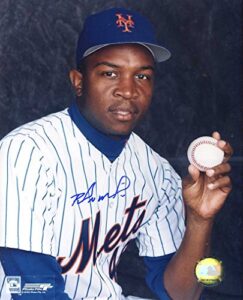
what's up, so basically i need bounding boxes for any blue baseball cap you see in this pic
[76,8,171,68]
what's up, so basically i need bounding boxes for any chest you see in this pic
[52,141,159,256]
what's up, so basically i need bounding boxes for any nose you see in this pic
[114,76,138,100]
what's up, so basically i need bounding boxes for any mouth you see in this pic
[108,106,138,121]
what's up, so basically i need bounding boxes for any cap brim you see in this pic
[83,42,171,62]
[144,43,171,62]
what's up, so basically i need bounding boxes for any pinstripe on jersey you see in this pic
[0,109,185,299]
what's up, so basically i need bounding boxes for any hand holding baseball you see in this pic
[182,132,233,220]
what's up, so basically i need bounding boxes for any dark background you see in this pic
[0,0,242,299]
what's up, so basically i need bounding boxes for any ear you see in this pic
[69,69,83,97]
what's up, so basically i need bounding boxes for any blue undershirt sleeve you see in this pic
[143,253,174,300]
[0,247,71,299]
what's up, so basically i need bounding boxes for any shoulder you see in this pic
[0,109,70,147]
[0,109,72,171]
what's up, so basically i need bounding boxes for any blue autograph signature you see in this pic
[71,176,131,206]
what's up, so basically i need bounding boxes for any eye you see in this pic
[135,73,151,80]
[102,71,117,78]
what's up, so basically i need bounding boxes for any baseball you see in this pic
[187,136,224,172]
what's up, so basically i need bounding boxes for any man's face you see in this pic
[71,44,155,136]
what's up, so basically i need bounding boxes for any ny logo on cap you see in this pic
[116,13,134,32]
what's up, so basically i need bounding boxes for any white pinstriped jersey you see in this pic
[0,108,185,299]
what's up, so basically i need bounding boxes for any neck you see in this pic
[68,101,130,162]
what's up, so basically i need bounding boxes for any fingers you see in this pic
[212,131,233,162]
[207,175,232,192]
[218,141,233,162]
[206,163,231,178]
[182,164,200,190]
[186,161,232,193]
[188,164,200,182]
[212,131,221,140]
[186,162,231,186]
[206,161,232,193]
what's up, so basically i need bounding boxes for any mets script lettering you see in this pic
[71,175,131,206]
[58,195,147,277]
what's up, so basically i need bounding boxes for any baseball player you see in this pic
[0,7,232,300]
